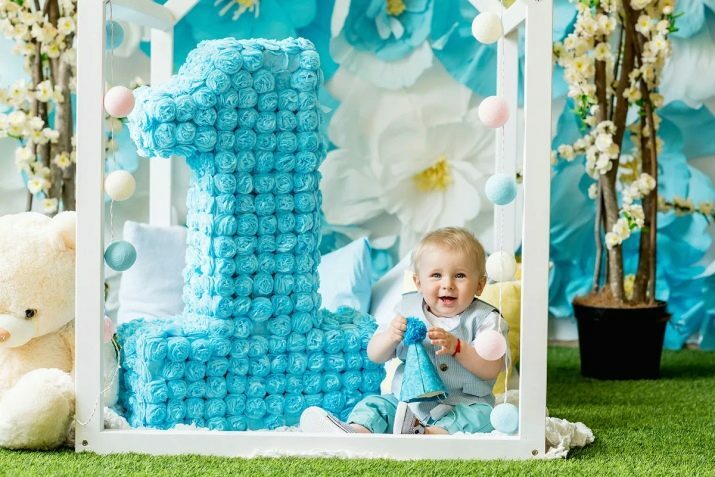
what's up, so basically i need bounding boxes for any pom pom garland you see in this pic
[490,403,519,434]
[478,96,509,128]
[471,12,503,44]
[104,240,137,272]
[485,173,517,206]
[105,21,125,50]
[104,170,136,201]
[474,329,507,361]
[486,251,517,282]
[104,86,135,118]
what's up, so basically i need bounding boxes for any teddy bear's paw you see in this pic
[103,407,129,430]
[0,369,74,449]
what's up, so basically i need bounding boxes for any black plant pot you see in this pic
[573,301,669,380]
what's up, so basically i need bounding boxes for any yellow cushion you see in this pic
[400,269,521,395]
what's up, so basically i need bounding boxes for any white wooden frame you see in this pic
[75,0,551,459]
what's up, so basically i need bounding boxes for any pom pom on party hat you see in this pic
[400,317,447,403]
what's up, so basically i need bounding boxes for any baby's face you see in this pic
[413,246,486,318]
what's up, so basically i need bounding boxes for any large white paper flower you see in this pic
[321,105,495,253]
[326,62,473,152]
[379,109,493,235]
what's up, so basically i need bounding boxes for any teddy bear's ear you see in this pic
[49,211,77,251]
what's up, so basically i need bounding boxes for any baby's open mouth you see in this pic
[439,296,456,304]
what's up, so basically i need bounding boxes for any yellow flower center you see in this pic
[236,0,256,6]
[386,0,406,16]
[413,155,453,192]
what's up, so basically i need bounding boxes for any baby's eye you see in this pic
[456,273,466,279]
[24,309,37,319]
[431,273,441,279]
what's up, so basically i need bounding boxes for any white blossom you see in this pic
[35,80,53,102]
[57,17,74,35]
[588,183,599,199]
[27,177,48,194]
[605,232,621,248]
[631,0,652,10]
[42,198,59,214]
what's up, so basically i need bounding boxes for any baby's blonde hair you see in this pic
[411,227,487,277]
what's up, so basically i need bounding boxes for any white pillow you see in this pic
[116,225,374,322]
[116,221,187,324]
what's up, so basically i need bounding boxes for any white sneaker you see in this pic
[300,406,355,434]
[393,401,426,435]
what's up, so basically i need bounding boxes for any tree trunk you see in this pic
[598,5,639,301]
[56,48,76,210]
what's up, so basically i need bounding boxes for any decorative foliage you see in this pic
[0,0,77,213]
[553,0,680,305]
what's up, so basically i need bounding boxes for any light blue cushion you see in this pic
[117,221,187,324]
[318,237,372,314]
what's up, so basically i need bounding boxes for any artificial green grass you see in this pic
[2,347,714,477]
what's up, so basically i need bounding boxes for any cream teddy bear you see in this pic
[0,211,78,449]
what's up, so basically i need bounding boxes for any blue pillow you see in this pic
[318,237,373,314]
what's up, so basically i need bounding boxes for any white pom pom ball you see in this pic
[486,251,517,282]
[490,403,519,434]
[471,12,503,44]
[104,170,136,201]
[474,329,507,360]
[104,86,135,118]
[478,96,510,128]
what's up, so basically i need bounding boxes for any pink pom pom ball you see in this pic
[474,329,507,360]
[478,96,509,128]
[103,316,116,343]
[104,86,135,118]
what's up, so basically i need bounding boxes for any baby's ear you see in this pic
[475,276,488,296]
[49,211,77,251]
[412,273,421,290]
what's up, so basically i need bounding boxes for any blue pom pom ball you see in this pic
[403,317,427,345]
[485,173,517,205]
[104,240,137,271]
[490,403,519,434]
[105,21,125,50]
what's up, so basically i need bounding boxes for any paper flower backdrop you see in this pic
[321,64,494,255]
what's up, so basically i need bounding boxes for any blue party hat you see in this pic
[400,318,447,403]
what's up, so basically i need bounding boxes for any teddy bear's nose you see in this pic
[0,328,10,343]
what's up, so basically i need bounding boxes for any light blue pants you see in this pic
[347,394,494,434]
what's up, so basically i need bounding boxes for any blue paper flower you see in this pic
[142,0,338,80]
[339,0,434,61]
[429,0,575,100]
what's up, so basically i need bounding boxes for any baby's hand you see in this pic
[389,315,407,344]
[428,327,459,356]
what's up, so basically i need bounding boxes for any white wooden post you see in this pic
[518,0,552,456]
[495,20,520,254]
[149,28,175,226]
[75,0,107,449]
